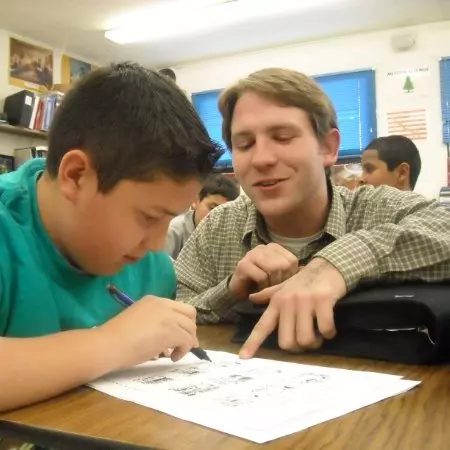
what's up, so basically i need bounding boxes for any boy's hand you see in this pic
[99,296,198,367]
[228,243,298,300]
[240,258,347,358]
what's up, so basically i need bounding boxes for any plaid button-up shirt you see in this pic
[175,184,450,323]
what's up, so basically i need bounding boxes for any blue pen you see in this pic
[107,284,212,362]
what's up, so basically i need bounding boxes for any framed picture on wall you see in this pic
[61,54,98,86]
[9,37,53,92]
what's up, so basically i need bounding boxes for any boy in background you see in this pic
[165,173,239,258]
[0,62,221,413]
[359,135,421,191]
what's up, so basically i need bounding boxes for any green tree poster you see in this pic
[403,75,414,93]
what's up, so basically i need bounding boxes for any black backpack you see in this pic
[232,282,450,364]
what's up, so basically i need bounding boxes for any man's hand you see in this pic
[228,243,298,300]
[239,258,347,358]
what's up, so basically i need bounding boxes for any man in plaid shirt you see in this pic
[175,67,450,358]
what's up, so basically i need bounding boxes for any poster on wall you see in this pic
[61,54,97,86]
[385,66,430,103]
[386,109,428,141]
[9,37,54,92]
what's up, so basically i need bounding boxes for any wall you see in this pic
[174,21,450,199]
[0,29,97,157]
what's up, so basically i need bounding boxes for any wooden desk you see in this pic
[1,325,449,450]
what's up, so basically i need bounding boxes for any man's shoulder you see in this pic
[335,184,433,208]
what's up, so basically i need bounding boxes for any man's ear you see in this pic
[321,129,340,169]
[57,150,96,203]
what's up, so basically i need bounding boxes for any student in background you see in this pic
[330,163,362,190]
[0,62,221,412]
[359,135,421,191]
[165,173,240,258]
[175,68,450,359]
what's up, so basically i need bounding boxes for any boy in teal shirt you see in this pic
[0,62,221,412]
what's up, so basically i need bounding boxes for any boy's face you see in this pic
[230,92,339,221]
[55,152,201,275]
[360,150,409,190]
[192,194,230,227]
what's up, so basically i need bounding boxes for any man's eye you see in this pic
[274,135,293,143]
[234,141,253,151]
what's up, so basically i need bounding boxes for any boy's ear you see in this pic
[397,162,410,185]
[191,196,200,210]
[321,129,340,169]
[58,150,96,202]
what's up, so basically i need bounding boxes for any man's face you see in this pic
[359,150,408,190]
[230,92,339,220]
[54,153,201,275]
[193,194,229,227]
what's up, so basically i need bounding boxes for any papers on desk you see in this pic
[89,350,420,444]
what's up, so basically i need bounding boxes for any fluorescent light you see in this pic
[105,0,339,44]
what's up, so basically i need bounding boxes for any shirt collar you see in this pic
[241,181,347,246]
[324,182,347,240]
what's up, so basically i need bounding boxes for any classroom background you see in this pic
[0,1,449,200]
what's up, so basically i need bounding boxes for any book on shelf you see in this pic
[3,89,64,133]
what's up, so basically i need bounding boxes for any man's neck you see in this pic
[262,181,331,238]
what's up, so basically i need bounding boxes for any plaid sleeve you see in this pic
[175,211,238,324]
[316,188,450,290]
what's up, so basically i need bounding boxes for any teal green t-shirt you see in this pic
[0,159,176,337]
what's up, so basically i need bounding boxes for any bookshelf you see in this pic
[0,122,47,140]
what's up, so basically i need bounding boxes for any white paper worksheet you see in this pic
[89,350,420,444]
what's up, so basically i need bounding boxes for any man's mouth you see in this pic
[253,178,286,187]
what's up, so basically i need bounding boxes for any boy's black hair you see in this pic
[46,62,223,192]
[198,174,240,202]
[364,135,422,189]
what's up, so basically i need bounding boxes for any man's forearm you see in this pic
[177,276,238,323]
[0,328,118,412]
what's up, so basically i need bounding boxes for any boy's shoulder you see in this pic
[169,210,195,234]
[0,159,45,216]
[129,251,176,298]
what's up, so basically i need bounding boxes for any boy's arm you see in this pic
[0,328,116,412]
[0,296,199,413]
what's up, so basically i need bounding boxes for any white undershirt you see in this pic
[267,228,323,256]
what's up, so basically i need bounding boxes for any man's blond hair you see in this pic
[218,68,338,149]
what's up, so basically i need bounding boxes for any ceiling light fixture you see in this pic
[105,0,339,44]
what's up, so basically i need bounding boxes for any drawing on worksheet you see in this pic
[104,353,333,406]
[89,350,421,444]
[131,358,246,387]
[170,373,255,397]
[220,373,329,407]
